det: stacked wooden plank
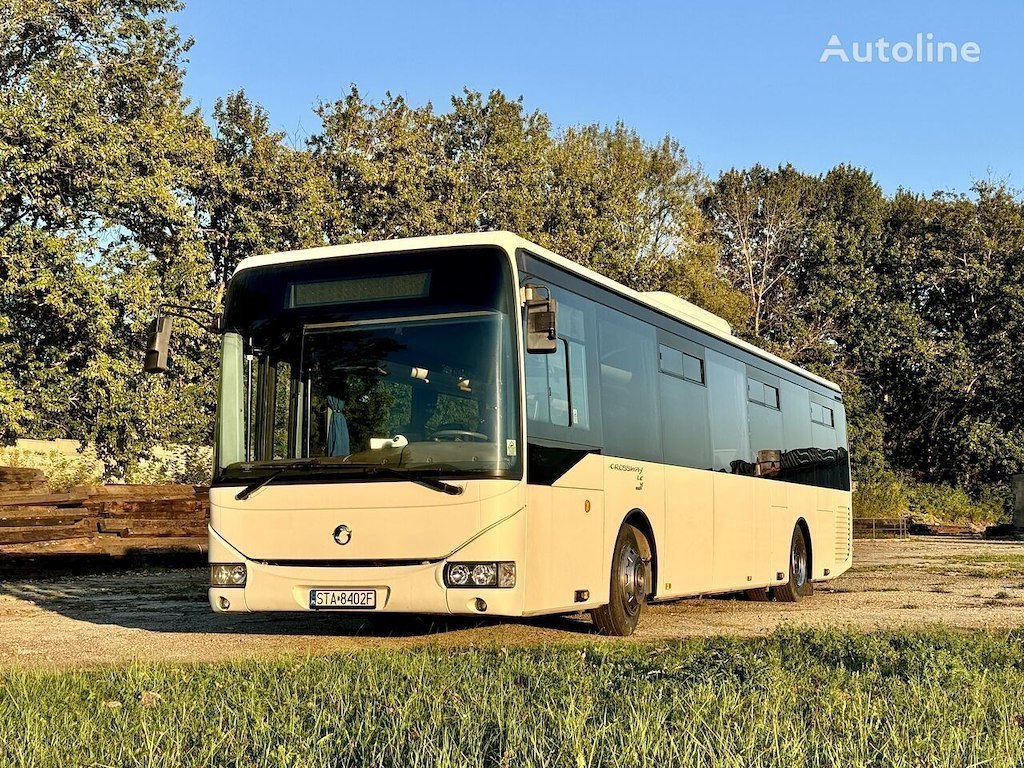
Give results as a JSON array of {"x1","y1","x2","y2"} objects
[
  {"x1": 0, "y1": 468, "x2": 209, "y2": 556},
  {"x1": 89, "y1": 485, "x2": 209, "y2": 539},
  {"x1": 0, "y1": 466, "x2": 50, "y2": 495},
  {"x1": 909, "y1": 520, "x2": 985, "y2": 537},
  {"x1": 0, "y1": 468, "x2": 90, "y2": 545}
]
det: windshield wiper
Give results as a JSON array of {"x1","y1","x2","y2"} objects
[
  {"x1": 234, "y1": 460, "x2": 315, "y2": 500},
  {"x1": 233, "y1": 459, "x2": 465, "y2": 499},
  {"x1": 343, "y1": 463, "x2": 465, "y2": 496}
]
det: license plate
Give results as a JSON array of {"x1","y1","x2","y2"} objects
[{"x1": 309, "y1": 589, "x2": 377, "y2": 610}]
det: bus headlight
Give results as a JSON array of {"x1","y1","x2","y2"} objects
[
  {"x1": 210, "y1": 563, "x2": 247, "y2": 587},
  {"x1": 472, "y1": 563, "x2": 496, "y2": 586},
  {"x1": 444, "y1": 562, "x2": 515, "y2": 588},
  {"x1": 447, "y1": 563, "x2": 471, "y2": 586}
]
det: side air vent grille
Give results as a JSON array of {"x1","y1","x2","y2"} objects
[{"x1": 835, "y1": 508, "x2": 852, "y2": 563}]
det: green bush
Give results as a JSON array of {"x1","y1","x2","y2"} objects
[
  {"x1": 906, "y1": 481, "x2": 1009, "y2": 526},
  {"x1": 126, "y1": 445, "x2": 213, "y2": 486},
  {"x1": 852, "y1": 476, "x2": 907, "y2": 518},
  {"x1": 0, "y1": 448, "x2": 103, "y2": 491},
  {"x1": 854, "y1": 475, "x2": 1011, "y2": 525}
]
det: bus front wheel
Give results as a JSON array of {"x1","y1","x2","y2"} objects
[
  {"x1": 591, "y1": 525, "x2": 648, "y2": 636},
  {"x1": 771, "y1": 525, "x2": 813, "y2": 602}
]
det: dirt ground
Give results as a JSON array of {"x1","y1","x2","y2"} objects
[{"x1": 1, "y1": 537, "x2": 1023, "y2": 669}]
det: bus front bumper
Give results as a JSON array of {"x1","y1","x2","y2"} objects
[{"x1": 207, "y1": 527, "x2": 525, "y2": 617}]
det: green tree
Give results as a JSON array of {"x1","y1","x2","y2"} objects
[
  {"x1": 0, "y1": 0, "x2": 214, "y2": 474},
  {"x1": 311, "y1": 89, "x2": 745, "y2": 322},
  {"x1": 201, "y1": 90, "x2": 333, "y2": 298},
  {"x1": 877, "y1": 183, "x2": 1024, "y2": 487},
  {"x1": 702, "y1": 164, "x2": 811, "y2": 343},
  {"x1": 542, "y1": 125, "x2": 747, "y2": 324},
  {"x1": 435, "y1": 89, "x2": 554, "y2": 235},
  {"x1": 311, "y1": 87, "x2": 443, "y2": 240}
]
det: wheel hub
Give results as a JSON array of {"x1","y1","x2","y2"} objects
[
  {"x1": 618, "y1": 543, "x2": 646, "y2": 617},
  {"x1": 792, "y1": 538, "x2": 808, "y2": 588}
]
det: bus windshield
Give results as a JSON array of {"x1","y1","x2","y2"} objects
[
  {"x1": 303, "y1": 312, "x2": 513, "y2": 466},
  {"x1": 214, "y1": 246, "x2": 521, "y2": 483}
]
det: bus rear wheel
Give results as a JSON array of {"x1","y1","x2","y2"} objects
[
  {"x1": 591, "y1": 525, "x2": 648, "y2": 636},
  {"x1": 771, "y1": 525, "x2": 813, "y2": 602}
]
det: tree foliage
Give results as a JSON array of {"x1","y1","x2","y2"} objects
[
  {"x1": 704, "y1": 164, "x2": 1024, "y2": 490},
  {"x1": 202, "y1": 90, "x2": 333, "y2": 296},
  {"x1": 0, "y1": 0, "x2": 213, "y2": 473},
  {"x1": 3, "y1": 2, "x2": 1023, "y2": 499}
]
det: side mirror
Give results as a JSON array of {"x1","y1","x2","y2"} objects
[
  {"x1": 143, "y1": 315, "x2": 174, "y2": 374},
  {"x1": 525, "y1": 286, "x2": 557, "y2": 354}
]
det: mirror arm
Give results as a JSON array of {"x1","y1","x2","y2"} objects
[
  {"x1": 144, "y1": 303, "x2": 222, "y2": 375},
  {"x1": 158, "y1": 304, "x2": 223, "y2": 333}
]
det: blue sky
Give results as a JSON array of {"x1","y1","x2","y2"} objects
[{"x1": 172, "y1": 1, "x2": 1022, "y2": 196}]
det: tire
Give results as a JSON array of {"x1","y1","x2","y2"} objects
[
  {"x1": 591, "y1": 526, "x2": 648, "y2": 636},
  {"x1": 744, "y1": 587, "x2": 773, "y2": 602},
  {"x1": 771, "y1": 525, "x2": 813, "y2": 603}
]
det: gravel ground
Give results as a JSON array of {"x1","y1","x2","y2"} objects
[{"x1": 1, "y1": 537, "x2": 1022, "y2": 669}]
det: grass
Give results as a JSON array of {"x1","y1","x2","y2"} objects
[
  {"x1": 922, "y1": 554, "x2": 1024, "y2": 580},
  {"x1": 3, "y1": 629, "x2": 1024, "y2": 767},
  {"x1": 947, "y1": 554, "x2": 1024, "y2": 566},
  {"x1": 949, "y1": 565, "x2": 1024, "y2": 579}
]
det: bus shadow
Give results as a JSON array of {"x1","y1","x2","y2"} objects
[{"x1": 0, "y1": 562, "x2": 598, "y2": 639}]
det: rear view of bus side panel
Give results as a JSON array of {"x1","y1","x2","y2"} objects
[{"x1": 777, "y1": 378, "x2": 853, "y2": 580}]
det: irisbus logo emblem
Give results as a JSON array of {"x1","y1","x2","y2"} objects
[{"x1": 333, "y1": 524, "x2": 352, "y2": 546}]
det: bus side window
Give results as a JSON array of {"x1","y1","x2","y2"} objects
[
  {"x1": 524, "y1": 352, "x2": 551, "y2": 424},
  {"x1": 566, "y1": 339, "x2": 589, "y2": 429},
  {"x1": 524, "y1": 345, "x2": 569, "y2": 427},
  {"x1": 658, "y1": 342, "x2": 711, "y2": 469},
  {"x1": 547, "y1": 343, "x2": 570, "y2": 427},
  {"x1": 747, "y1": 369, "x2": 784, "y2": 461},
  {"x1": 524, "y1": 293, "x2": 590, "y2": 431},
  {"x1": 598, "y1": 306, "x2": 660, "y2": 462}
]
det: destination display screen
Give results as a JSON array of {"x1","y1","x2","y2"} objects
[{"x1": 288, "y1": 272, "x2": 431, "y2": 308}]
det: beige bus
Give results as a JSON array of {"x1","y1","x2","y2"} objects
[{"x1": 194, "y1": 232, "x2": 851, "y2": 636}]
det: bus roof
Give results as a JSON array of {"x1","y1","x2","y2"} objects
[{"x1": 233, "y1": 232, "x2": 842, "y2": 393}]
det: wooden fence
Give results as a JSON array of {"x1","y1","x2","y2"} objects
[{"x1": 853, "y1": 516, "x2": 911, "y2": 539}]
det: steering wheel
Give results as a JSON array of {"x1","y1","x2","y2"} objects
[{"x1": 429, "y1": 429, "x2": 488, "y2": 442}]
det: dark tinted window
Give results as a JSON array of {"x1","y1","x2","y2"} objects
[
  {"x1": 683, "y1": 353, "x2": 704, "y2": 384},
  {"x1": 224, "y1": 246, "x2": 512, "y2": 334},
  {"x1": 660, "y1": 370, "x2": 711, "y2": 469},
  {"x1": 811, "y1": 401, "x2": 835, "y2": 427},
  {"x1": 659, "y1": 344, "x2": 704, "y2": 385},
  {"x1": 748, "y1": 379, "x2": 779, "y2": 409},
  {"x1": 598, "y1": 306, "x2": 660, "y2": 461},
  {"x1": 659, "y1": 345, "x2": 684, "y2": 377}
]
